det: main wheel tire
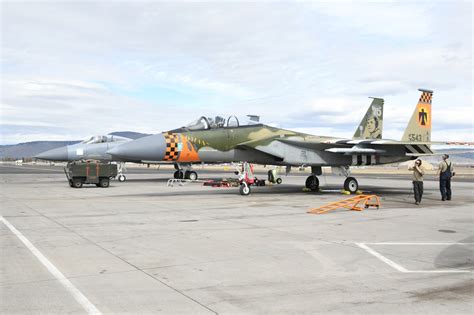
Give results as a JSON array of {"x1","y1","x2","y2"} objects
[
  {"x1": 344, "y1": 177, "x2": 358, "y2": 193},
  {"x1": 174, "y1": 170, "x2": 184, "y2": 179},
  {"x1": 305, "y1": 175, "x2": 319, "y2": 191},
  {"x1": 276, "y1": 178, "x2": 282, "y2": 184},
  {"x1": 239, "y1": 183, "x2": 251, "y2": 196},
  {"x1": 72, "y1": 179, "x2": 83, "y2": 188},
  {"x1": 188, "y1": 171, "x2": 198, "y2": 181},
  {"x1": 99, "y1": 178, "x2": 110, "y2": 188},
  {"x1": 118, "y1": 174, "x2": 126, "y2": 182}
]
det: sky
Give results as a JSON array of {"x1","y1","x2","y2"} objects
[{"x1": 1, "y1": 0, "x2": 472, "y2": 144}]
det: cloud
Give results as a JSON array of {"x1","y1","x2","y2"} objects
[{"x1": 1, "y1": 1, "x2": 472, "y2": 144}]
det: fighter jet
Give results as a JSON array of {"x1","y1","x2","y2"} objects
[
  {"x1": 108, "y1": 87, "x2": 433, "y2": 196},
  {"x1": 35, "y1": 134, "x2": 133, "y2": 181},
  {"x1": 34, "y1": 98, "x2": 384, "y2": 185}
]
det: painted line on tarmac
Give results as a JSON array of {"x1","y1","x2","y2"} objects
[
  {"x1": 356, "y1": 242, "x2": 473, "y2": 273},
  {"x1": 365, "y1": 242, "x2": 474, "y2": 246},
  {"x1": 0, "y1": 165, "x2": 60, "y2": 172},
  {"x1": 356, "y1": 242, "x2": 409, "y2": 272},
  {"x1": 0, "y1": 216, "x2": 101, "y2": 314}
]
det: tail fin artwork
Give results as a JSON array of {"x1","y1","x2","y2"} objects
[
  {"x1": 402, "y1": 89, "x2": 432, "y2": 143},
  {"x1": 353, "y1": 97, "x2": 384, "y2": 139}
]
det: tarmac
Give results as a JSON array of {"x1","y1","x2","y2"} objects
[{"x1": 1, "y1": 163, "x2": 473, "y2": 314}]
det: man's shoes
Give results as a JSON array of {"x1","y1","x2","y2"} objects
[
  {"x1": 415, "y1": 201, "x2": 419, "y2": 205},
  {"x1": 442, "y1": 198, "x2": 446, "y2": 201},
  {"x1": 447, "y1": 198, "x2": 451, "y2": 201}
]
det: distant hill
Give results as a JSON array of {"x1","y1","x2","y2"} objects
[
  {"x1": 0, "y1": 141, "x2": 81, "y2": 160},
  {"x1": 0, "y1": 131, "x2": 151, "y2": 160},
  {"x1": 425, "y1": 149, "x2": 474, "y2": 166}
]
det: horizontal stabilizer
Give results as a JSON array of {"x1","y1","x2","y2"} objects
[{"x1": 325, "y1": 147, "x2": 386, "y2": 154}]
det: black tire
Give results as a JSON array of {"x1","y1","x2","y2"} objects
[
  {"x1": 239, "y1": 183, "x2": 251, "y2": 196},
  {"x1": 99, "y1": 178, "x2": 110, "y2": 188},
  {"x1": 276, "y1": 178, "x2": 282, "y2": 184},
  {"x1": 305, "y1": 175, "x2": 319, "y2": 191},
  {"x1": 188, "y1": 171, "x2": 198, "y2": 181},
  {"x1": 174, "y1": 170, "x2": 184, "y2": 179},
  {"x1": 118, "y1": 174, "x2": 126, "y2": 182},
  {"x1": 344, "y1": 177, "x2": 358, "y2": 193},
  {"x1": 72, "y1": 179, "x2": 83, "y2": 188},
  {"x1": 267, "y1": 170, "x2": 275, "y2": 182}
]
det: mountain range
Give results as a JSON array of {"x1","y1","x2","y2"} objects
[{"x1": 0, "y1": 132, "x2": 150, "y2": 160}]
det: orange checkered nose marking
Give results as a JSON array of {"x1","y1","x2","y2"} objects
[{"x1": 162, "y1": 132, "x2": 201, "y2": 162}]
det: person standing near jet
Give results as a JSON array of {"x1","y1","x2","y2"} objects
[
  {"x1": 409, "y1": 159, "x2": 424, "y2": 205},
  {"x1": 438, "y1": 154, "x2": 454, "y2": 201}
]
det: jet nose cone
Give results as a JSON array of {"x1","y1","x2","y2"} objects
[
  {"x1": 107, "y1": 134, "x2": 166, "y2": 161},
  {"x1": 35, "y1": 147, "x2": 68, "y2": 161}
]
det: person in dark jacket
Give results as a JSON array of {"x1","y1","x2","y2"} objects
[
  {"x1": 409, "y1": 159, "x2": 425, "y2": 205},
  {"x1": 438, "y1": 154, "x2": 455, "y2": 201}
]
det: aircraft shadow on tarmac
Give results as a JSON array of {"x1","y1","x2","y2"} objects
[
  {"x1": 112, "y1": 183, "x2": 414, "y2": 198},
  {"x1": 434, "y1": 235, "x2": 474, "y2": 271}
]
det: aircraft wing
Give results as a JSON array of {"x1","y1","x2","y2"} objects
[{"x1": 277, "y1": 137, "x2": 473, "y2": 156}]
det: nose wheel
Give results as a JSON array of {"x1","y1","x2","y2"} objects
[
  {"x1": 305, "y1": 175, "x2": 319, "y2": 191},
  {"x1": 344, "y1": 177, "x2": 359, "y2": 193}
]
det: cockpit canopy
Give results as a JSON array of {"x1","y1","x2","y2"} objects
[
  {"x1": 185, "y1": 115, "x2": 260, "y2": 131},
  {"x1": 81, "y1": 135, "x2": 130, "y2": 144}
]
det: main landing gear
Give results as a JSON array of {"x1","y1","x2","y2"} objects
[
  {"x1": 304, "y1": 166, "x2": 359, "y2": 194},
  {"x1": 305, "y1": 175, "x2": 359, "y2": 193}
]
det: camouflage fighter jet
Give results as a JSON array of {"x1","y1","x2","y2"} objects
[
  {"x1": 111, "y1": 88, "x2": 460, "y2": 197},
  {"x1": 34, "y1": 99, "x2": 385, "y2": 185}
]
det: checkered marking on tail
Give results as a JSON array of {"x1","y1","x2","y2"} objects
[
  {"x1": 419, "y1": 92, "x2": 432, "y2": 104},
  {"x1": 164, "y1": 132, "x2": 180, "y2": 161}
]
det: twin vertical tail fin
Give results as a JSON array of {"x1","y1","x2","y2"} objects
[
  {"x1": 402, "y1": 89, "x2": 433, "y2": 143},
  {"x1": 353, "y1": 97, "x2": 384, "y2": 139}
]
